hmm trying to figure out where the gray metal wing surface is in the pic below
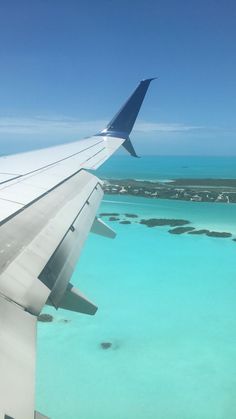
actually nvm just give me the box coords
[0,79,154,418]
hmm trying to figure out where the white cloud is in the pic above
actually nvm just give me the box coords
[0,116,106,135]
[0,116,203,136]
[135,122,203,132]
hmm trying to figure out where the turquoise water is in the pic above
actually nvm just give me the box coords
[103,195,236,234]
[95,155,236,180]
[37,192,236,419]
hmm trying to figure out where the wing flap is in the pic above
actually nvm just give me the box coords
[0,170,103,315]
[0,296,36,419]
[38,176,103,309]
[47,283,98,315]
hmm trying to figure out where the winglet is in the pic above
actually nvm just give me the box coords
[98,78,156,157]
[104,78,156,135]
[122,137,140,158]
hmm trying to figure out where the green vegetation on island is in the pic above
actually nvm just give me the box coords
[103,178,236,204]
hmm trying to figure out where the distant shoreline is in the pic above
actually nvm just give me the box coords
[169,178,236,187]
[102,178,236,204]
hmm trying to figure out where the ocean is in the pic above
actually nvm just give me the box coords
[36,156,236,419]
[95,155,236,181]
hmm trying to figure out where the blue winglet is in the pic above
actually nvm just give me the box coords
[98,78,156,157]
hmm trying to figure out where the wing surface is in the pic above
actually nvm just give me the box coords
[0,79,154,418]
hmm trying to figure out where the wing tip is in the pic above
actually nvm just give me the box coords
[140,77,157,83]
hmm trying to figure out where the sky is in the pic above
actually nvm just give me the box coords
[0,0,235,155]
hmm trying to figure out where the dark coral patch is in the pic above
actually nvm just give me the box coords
[188,229,209,235]
[100,213,119,217]
[38,314,53,323]
[206,231,232,238]
[140,218,190,228]
[188,229,232,238]
[100,342,112,350]
[169,227,195,234]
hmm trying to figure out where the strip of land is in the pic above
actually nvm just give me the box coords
[103,178,236,203]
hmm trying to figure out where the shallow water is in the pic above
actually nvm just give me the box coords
[104,195,236,234]
[36,194,236,419]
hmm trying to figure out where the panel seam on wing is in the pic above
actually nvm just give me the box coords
[0,139,104,185]
[0,169,103,227]
[0,197,24,205]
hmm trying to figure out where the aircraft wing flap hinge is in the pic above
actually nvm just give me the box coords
[34,411,50,419]
[91,217,116,239]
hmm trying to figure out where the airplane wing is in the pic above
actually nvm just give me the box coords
[0,79,154,419]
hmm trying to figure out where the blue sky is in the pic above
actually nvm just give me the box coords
[0,0,235,155]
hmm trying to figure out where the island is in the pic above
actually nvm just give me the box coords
[102,178,236,203]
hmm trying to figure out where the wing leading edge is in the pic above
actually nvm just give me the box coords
[0,79,154,418]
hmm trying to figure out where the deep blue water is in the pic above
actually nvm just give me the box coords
[95,155,236,180]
